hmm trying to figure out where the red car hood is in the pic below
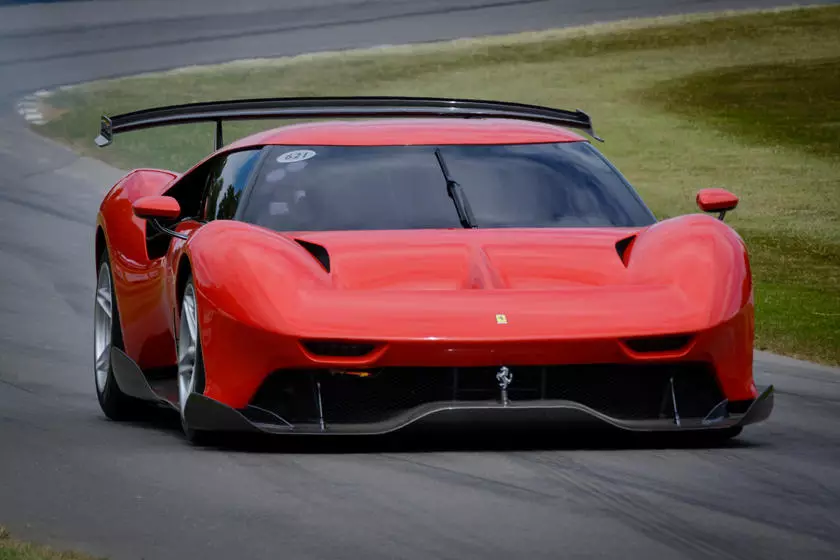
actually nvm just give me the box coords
[278,227,710,339]
[190,219,749,341]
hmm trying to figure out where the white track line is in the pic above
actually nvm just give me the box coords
[15,90,56,126]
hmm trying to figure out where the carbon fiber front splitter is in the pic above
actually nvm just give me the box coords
[183,386,774,436]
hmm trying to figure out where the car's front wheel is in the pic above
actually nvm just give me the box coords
[177,278,213,444]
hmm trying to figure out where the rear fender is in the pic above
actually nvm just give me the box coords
[96,169,178,264]
[97,169,179,369]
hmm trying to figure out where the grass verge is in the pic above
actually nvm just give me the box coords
[0,527,100,560]
[34,6,840,363]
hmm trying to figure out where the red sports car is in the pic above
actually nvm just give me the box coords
[92,97,773,443]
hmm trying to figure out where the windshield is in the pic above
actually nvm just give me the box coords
[238,143,655,231]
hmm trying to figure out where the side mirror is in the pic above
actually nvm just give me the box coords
[696,188,738,221]
[133,196,181,220]
[133,196,187,240]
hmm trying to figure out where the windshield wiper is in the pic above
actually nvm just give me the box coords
[434,148,476,229]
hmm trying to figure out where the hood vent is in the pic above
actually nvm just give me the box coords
[294,239,330,273]
[615,234,637,267]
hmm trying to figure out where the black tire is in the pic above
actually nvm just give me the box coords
[177,277,215,445]
[95,251,146,420]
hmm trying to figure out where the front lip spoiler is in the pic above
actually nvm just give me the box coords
[111,347,774,436]
[184,386,775,436]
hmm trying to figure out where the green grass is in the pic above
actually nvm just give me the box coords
[0,528,100,560]
[34,6,840,363]
[646,57,840,158]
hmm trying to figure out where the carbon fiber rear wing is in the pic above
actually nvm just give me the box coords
[94,96,602,150]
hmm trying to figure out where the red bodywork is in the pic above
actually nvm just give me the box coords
[96,118,757,413]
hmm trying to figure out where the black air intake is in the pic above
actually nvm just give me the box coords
[301,340,376,357]
[623,334,693,354]
[250,363,724,425]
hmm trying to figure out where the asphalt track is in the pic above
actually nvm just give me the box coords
[1,1,839,559]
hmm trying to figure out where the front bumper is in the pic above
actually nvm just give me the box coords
[111,347,773,437]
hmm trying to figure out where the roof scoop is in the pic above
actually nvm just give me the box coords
[294,239,330,273]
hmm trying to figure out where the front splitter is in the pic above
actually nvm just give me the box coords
[183,386,774,436]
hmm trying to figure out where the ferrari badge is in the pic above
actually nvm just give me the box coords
[496,366,513,406]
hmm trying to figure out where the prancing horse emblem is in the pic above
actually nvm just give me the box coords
[496,366,513,406]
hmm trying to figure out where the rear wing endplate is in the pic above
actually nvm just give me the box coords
[95,115,114,147]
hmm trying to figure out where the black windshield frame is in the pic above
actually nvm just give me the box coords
[235,142,656,232]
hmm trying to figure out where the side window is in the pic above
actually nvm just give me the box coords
[203,149,262,221]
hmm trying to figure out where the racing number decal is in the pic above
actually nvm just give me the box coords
[276,150,317,164]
